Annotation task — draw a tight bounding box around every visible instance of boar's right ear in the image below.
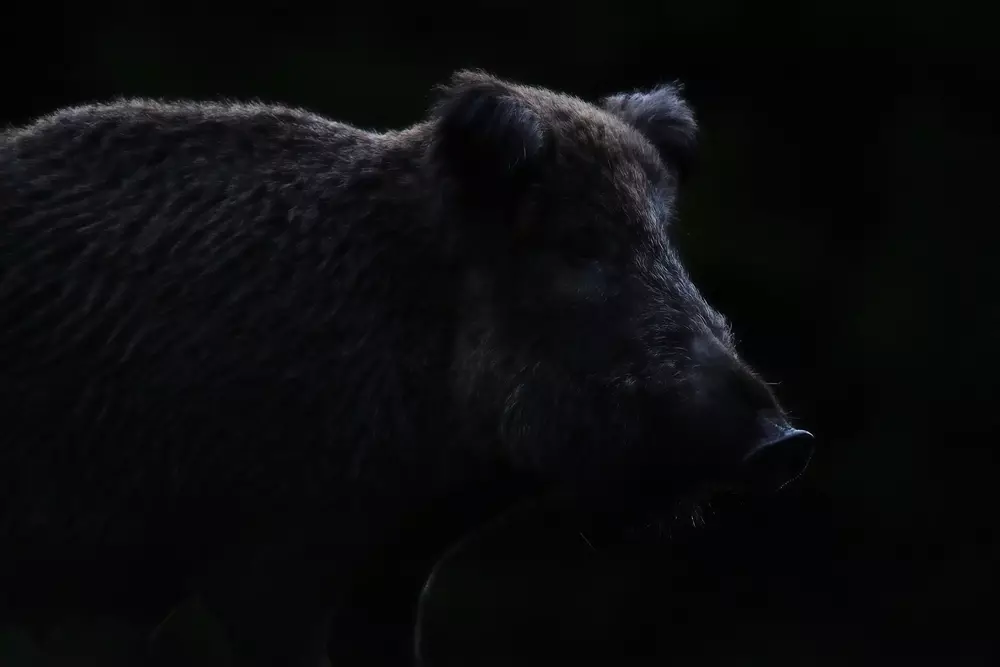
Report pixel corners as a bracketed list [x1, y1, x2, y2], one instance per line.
[602, 83, 698, 184]
[430, 70, 549, 195]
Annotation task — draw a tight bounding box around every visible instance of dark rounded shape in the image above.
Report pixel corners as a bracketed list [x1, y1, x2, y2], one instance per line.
[742, 426, 815, 492]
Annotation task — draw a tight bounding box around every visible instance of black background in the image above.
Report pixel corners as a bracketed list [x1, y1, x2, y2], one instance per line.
[1, 1, 996, 664]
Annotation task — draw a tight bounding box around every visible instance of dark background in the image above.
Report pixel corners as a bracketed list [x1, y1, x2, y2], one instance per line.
[1, 1, 996, 665]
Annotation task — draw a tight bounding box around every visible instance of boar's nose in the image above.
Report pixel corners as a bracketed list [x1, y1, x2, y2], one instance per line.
[741, 417, 815, 492]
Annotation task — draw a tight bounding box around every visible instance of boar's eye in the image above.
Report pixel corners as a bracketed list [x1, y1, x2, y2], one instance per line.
[550, 259, 611, 302]
[563, 232, 616, 265]
[565, 237, 602, 262]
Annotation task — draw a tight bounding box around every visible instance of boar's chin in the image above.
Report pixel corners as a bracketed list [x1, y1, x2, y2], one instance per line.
[584, 436, 816, 549]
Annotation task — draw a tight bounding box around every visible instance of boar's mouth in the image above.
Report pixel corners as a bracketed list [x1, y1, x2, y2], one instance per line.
[423, 424, 816, 576]
[574, 424, 816, 549]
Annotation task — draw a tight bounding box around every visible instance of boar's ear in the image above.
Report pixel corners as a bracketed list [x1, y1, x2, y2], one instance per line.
[602, 83, 698, 183]
[430, 70, 549, 195]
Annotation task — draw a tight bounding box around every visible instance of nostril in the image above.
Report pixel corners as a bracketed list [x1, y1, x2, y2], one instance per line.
[742, 421, 815, 492]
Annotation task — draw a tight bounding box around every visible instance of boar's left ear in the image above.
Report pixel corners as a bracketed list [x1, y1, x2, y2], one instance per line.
[602, 83, 698, 183]
[430, 70, 550, 197]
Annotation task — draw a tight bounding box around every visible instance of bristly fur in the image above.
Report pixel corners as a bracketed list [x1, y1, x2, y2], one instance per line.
[0, 71, 792, 666]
